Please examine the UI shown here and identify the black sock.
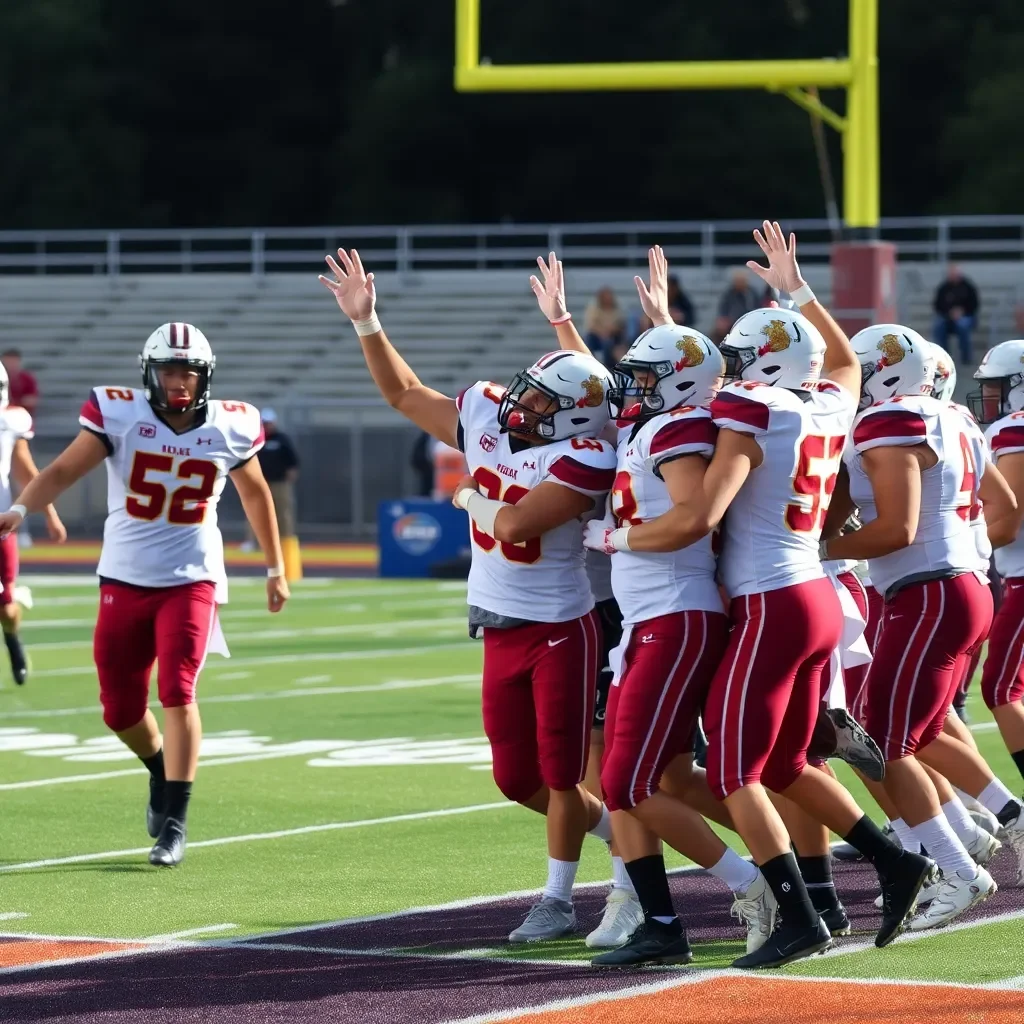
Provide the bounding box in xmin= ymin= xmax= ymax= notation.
xmin=842 ymin=815 xmax=903 ymax=872
xmin=623 ymin=855 xmax=677 ymax=924
xmin=164 ymin=781 xmax=192 ymax=824
xmin=997 ymin=798 xmax=1022 ymax=828
xmin=797 ymin=855 xmax=840 ymax=913
xmin=141 ymin=749 xmax=165 ymax=784
xmin=1012 ymin=749 xmax=1024 ymax=785
xmin=3 ymin=631 xmax=23 ymax=657
xmin=760 ymin=852 xmax=818 ymax=930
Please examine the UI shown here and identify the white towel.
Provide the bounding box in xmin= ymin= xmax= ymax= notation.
xmin=824 ymin=568 xmax=872 ymax=709
xmin=208 ymin=611 xmax=231 ymax=659
xmin=608 ymin=623 xmax=633 ymax=688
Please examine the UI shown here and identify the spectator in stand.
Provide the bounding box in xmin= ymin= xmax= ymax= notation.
xmin=242 ymin=408 xmax=299 ymax=551
xmin=712 ymin=268 xmax=761 ymax=344
xmin=583 ymin=286 xmax=626 ymax=365
xmin=1 ymin=350 xmax=39 ymax=416
xmin=933 ymin=264 xmax=980 ymax=364
xmin=666 ymin=274 xmax=696 ymax=326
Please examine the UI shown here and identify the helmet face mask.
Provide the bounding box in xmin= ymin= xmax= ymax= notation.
xmin=498 ymin=374 xmax=566 ymax=439
xmin=967 ymin=340 xmax=1024 ymax=423
xmin=139 ymin=322 xmax=215 ymax=413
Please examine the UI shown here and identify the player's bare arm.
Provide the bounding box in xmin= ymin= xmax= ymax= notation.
xmin=320 ymin=248 xmax=459 ymax=449
xmin=0 ymin=430 xmax=107 ymax=536
xmin=825 ymin=446 xmax=924 ymax=560
xmin=10 ymin=438 xmax=67 ymax=543
xmin=608 ymin=430 xmax=758 ymax=553
xmin=454 ymin=475 xmax=594 ymax=545
xmin=746 ymin=221 xmax=861 ymax=398
xmin=230 ymin=457 xmax=290 ymax=612
xmin=978 ymin=458 xmax=1021 ymax=548
xmin=820 ymin=465 xmax=855 ymax=543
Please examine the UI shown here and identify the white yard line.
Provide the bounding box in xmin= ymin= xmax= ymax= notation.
xmin=143 ymin=924 xmax=237 ymax=941
xmin=0 ymin=672 xmax=480 ymax=721
xmin=0 ymin=912 xmax=29 ymax=921
xmin=0 ymin=801 xmax=512 ymax=873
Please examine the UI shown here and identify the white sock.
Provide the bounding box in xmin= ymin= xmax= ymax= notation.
xmin=588 ymin=803 xmax=613 ymax=842
xmin=611 ymin=856 xmax=635 ymax=893
xmin=708 ymin=849 xmax=759 ymax=893
xmin=942 ymin=798 xmax=986 ymax=847
xmin=889 ymin=818 xmax=922 ymax=854
xmin=911 ymin=815 xmax=976 ymax=879
xmin=542 ymin=858 xmax=579 ymax=903
xmin=977 ymin=778 xmax=1018 ymax=818
xmin=954 ymin=787 xmax=987 ymax=814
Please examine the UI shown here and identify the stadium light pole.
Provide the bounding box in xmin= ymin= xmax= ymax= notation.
xmin=455 ymin=0 xmax=879 ymax=230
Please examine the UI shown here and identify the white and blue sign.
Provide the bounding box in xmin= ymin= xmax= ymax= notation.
xmin=378 ymin=499 xmax=470 ymax=578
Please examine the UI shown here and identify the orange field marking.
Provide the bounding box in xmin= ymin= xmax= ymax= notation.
xmin=506 ymin=976 xmax=1024 ymax=1024
xmin=0 ymin=939 xmax=142 ymax=969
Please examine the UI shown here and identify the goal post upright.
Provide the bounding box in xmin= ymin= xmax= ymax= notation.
xmin=454 ymin=0 xmax=879 ymax=229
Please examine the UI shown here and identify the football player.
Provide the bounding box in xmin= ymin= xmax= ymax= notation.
xmin=824 ymin=324 xmax=1021 ymax=927
xmin=0 ymin=360 xmax=67 ymax=684
xmin=595 ymin=223 xmax=934 ymax=966
xmin=0 ymin=324 xmax=288 ymax=867
xmin=321 ymin=249 xmax=618 ymax=943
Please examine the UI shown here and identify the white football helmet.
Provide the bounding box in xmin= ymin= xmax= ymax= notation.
xmin=498 ymin=350 xmax=613 ymax=441
xmin=849 ymin=325 xmax=935 ymax=410
xmin=720 ymin=307 xmax=826 ymax=390
xmin=139 ymin=322 xmax=216 ymax=412
xmin=929 ymin=342 xmax=957 ymax=402
xmin=0 ymin=361 xmax=8 ymax=410
xmin=610 ymin=324 xmax=723 ymax=419
xmin=969 ymin=339 xmax=1024 ymax=423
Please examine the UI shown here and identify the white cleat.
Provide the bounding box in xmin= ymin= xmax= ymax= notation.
xmin=997 ymin=808 xmax=1024 ymax=884
xmin=970 ymin=807 xmax=1002 ymax=836
xmin=908 ymin=867 xmax=997 ymax=931
xmin=966 ymin=828 xmax=1002 ymax=867
xmin=730 ymin=871 xmax=778 ymax=954
xmin=585 ymin=888 xmax=645 ymax=948
xmin=508 ymin=897 xmax=576 ymax=943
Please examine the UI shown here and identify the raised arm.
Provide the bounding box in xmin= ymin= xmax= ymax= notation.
xmin=746 ymin=221 xmax=861 ymax=398
xmin=319 ymin=248 xmax=459 ymax=450
xmin=530 ymin=252 xmax=589 ymax=355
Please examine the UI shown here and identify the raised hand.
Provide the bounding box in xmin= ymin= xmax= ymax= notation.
xmin=746 ymin=221 xmax=806 ymax=296
xmin=529 ymin=252 xmax=569 ymax=322
xmin=319 ymin=248 xmax=377 ymax=322
xmin=634 ymin=245 xmax=673 ymax=326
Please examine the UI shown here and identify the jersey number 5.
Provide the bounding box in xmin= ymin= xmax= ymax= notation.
xmin=471 ymin=466 xmax=541 ymax=564
xmin=126 ymin=452 xmax=218 ymax=525
xmin=956 ymin=432 xmax=978 ymax=522
xmin=786 ymin=435 xmax=845 ymax=533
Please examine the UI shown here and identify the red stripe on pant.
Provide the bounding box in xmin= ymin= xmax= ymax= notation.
xmin=704 ymin=577 xmax=843 ymax=800
xmin=981 ymin=577 xmax=1024 ymax=709
xmin=865 ymin=574 xmax=993 ymax=761
xmin=482 ymin=610 xmax=600 ymax=803
xmin=601 ymin=610 xmax=728 ymax=812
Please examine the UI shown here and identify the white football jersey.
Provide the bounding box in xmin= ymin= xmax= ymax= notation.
xmin=985 ymin=411 xmax=1024 ymax=579
xmin=953 ymin=403 xmax=992 ymax=573
xmin=79 ymin=387 xmax=264 ymax=596
xmin=457 ymin=381 xmax=616 ymax=623
xmin=0 ymin=406 xmax=34 ymax=510
xmin=846 ymin=395 xmax=982 ymax=596
xmin=712 ymin=380 xmax=856 ymax=598
xmin=609 ymin=407 xmax=721 ymax=624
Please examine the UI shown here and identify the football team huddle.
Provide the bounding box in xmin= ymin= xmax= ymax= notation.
xmin=0 ymin=221 xmax=1022 ymax=973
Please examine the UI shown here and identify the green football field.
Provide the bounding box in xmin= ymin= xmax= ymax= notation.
xmin=0 ymin=575 xmax=1021 ymax=1023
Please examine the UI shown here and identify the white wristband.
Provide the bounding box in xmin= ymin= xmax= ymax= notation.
xmin=464 ymin=491 xmax=507 ymax=536
xmin=550 ymin=312 xmax=572 ymax=326
xmin=610 ymin=526 xmax=632 ymax=552
xmin=267 ymin=566 xmax=285 ymax=578
xmin=789 ymin=283 xmax=816 ymax=307
xmin=8 ymin=504 xmax=26 ymax=522
xmin=352 ymin=315 xmax=382 ymax=337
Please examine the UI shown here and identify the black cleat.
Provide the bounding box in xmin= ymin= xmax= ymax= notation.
xmin=731 ymin=919 xmax=831 ymax=969
xmin=819 ymin=904 xmax=851 ymax=937
xmin=146 ymin=777 xmax=166 ymax=839
xmin=875 ymin=851 xmax=937 ymax=948
xmin=4 ymin=633 xmax=28 ymax=685
xmin=826 ymin=708 xmax=886 ymax=782
xmin=149 ymin=817 xmax=186 ymax=868
xmin=591 ymin=919 xmax=693 ymax=967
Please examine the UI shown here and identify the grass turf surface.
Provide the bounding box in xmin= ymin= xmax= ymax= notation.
xmin=0 ymin=575 xmax=1021 ymax=1004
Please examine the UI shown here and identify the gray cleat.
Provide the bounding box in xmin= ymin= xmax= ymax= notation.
xmin=508 ymin=897 xmax=576 ymax=943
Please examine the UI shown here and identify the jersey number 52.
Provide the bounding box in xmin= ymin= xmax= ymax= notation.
xmin=126 ymin=452 xmax=218 ymax=525
xmin=786 ymin=435 xmax=845 ymax=533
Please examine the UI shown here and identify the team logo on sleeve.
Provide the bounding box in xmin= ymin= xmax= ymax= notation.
xmin=138 ymin=424 xmax=156 ymax=438
xmin=576 ymin=375 xmax=606 ymax=408
xmin=674 ymin=335 xmax=705 ymax=372
xmin=876 ymin=333 xmax=906 ymax=369
xmin=479 ymin=433 xmax=497 ymax=452
xmin=757 ymin=319 xmax=796 ymax=357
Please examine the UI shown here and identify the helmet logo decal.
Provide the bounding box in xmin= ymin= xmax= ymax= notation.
xmin=876 ymin=333 xmax=906 ymax=370
xmin=576 ymin=375 xmax=605 ymax=409
xmin=757 ymin=319 xmax=793 ymax=357
xmin=168 ymin=322 xmax=191 ymax=350
xmin=674 ymin=336 xmax=705 ymax=372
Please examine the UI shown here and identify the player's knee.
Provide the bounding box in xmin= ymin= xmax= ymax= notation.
xmin=705 ymin=749 xmax=743 ymax=801
xmin=491 ymin=759 xmax=542 ymax=805
xmin=762 ymin=761 xmax=803 ymax=794
xmin=156 ymin=674 xmax=198 ymax=709
xmin=600 ymin=761 xmax=644 ymax=813
xmin=101 ymin=692 xmax=148 ymax=733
